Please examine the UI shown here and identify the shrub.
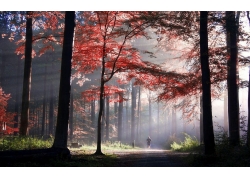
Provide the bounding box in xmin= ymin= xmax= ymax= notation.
xmin=170 ymin=133 xmax=199 ymax=152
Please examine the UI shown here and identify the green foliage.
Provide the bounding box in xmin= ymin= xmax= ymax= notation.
xmin=170 ymin=133 xmax=199 ymax=152
xmin=0 ymin=136 xmax=53 ymax=150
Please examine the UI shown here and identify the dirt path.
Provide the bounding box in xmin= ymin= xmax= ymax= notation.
xmin=107 ymin=149 xmax=190 ymax=167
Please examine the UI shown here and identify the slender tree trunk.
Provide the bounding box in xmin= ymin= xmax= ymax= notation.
xmin=69 ymin=92 xmax=73 ymax=142
xmin=247 ymin=66 xmax=250 ymax=147
xmin=157 ymin=102 xmax=160 ymax=141
xmin=14 ymin=56 xmax=21 ymax=135
xmin=200 ymin=11 xmax=215 ymax=155
xmin=48 ymin=82 xmax=54 ymax=136
xmin=105 ymin=96 xmax=110 ymax=141
xmin=52 ymin=11 xmax=75 ymax=149
xmin=19 ymin=11 xmax=33 ymax=136
xmin=131 ymin=82 xmax=137 ymax=146
xmin=137 ymin=86 xmax=141 ymax=141
xmin=91 ymin=100 xmax=95 ymax=129
xmin=200 ymin=95 xmax=204 ymax=144
xmin=114 ymin=95 xmax=118 ymax=130
xmin=224 ymin=90 xmax=229 ymax=135
xmin=102 ymin=97 xmax=105 ymax=142
xmin=148 ymin=91 xmax=152 ymax=137
xmin=41 ymin=65 xmax=47 ymax=137
xmin=94 ymin=73 xmax=105 ymax=155
xmin=172 ymin=106 xmax=176 ymax=136
xmin=226 ymin=11 xmax=240 ymax=146
xmin=118 ymin=89 xmax=123 ymax=141
xmin=125 ymin=95 xmax=129 ymax=142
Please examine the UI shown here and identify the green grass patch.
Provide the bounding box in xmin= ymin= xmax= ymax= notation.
xmin=0 ymin=136 xmax=53 ymax=151
xmin=170 ymin=133 xmax=200 ymax=152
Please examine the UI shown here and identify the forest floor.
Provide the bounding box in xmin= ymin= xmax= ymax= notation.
xmin=70 ymin=148 xmax=191 ymax=167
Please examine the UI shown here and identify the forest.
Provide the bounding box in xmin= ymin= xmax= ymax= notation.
xmin=0 ymin=11 xmax=250 ymax=167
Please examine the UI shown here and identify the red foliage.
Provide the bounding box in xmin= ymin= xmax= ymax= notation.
xmin=0 ymin=87 xmax=15 ymax=135
xmin=81 ymin=85 xmax=126 ymax=103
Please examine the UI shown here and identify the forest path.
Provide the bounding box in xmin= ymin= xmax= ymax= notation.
xmin=111 ymin=149 xmax=190 ymax=167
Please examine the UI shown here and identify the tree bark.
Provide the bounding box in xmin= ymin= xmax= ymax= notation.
xmin=52 ymin=11 xmax=75 ymax=149
xmin=247 ymin=66 xmax=250 ymax=147
xmin=200 ymin=95 xmax=204 ymax=144
xmin=118 ymin=86 xmax=124 ymax=141
xmin=20 ymin=11 xmax=33 ymax=136
xmin=200 ymin=11 xmax=215 ymax=155
xmin=69 ymin=92 xmax=74 ymax=142
xmin=41 ymin=64 xmax=47 ymax=137
xmin=131 ymin=81 xmax=137 ymax=145
xmin=226 ymin=11 xmax=240 ymax=146
xmin=105 ymin=96 xmax=110 ymax=141
xmin=48 ymin=82 xmax=54 ymax=136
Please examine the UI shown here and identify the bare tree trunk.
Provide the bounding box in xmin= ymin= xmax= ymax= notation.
xmin=137 ymin=86 xmax=141 ymax=142
xmin=102 ymin=97 xmax=105 ymax=142
xmin=200 ymin=11 xmax=215 ymax=155
xmin=226 ymin=11 xmax=240 ymax=146
xmin=247 ymin=66 xmax=250 ymax=147
xmin=41 ymin=64 xmax=47 ymax=137
xmin=172 ymin=106 xmax=176 ymax=136
xmin=105 ymin=96 xmax=110 ymax=141
xmin=48 ymin=82 xmax=54 ymax=136
xmin=20 ymin=11 xmax=33 ymax=136
xmin=148 ymin=91 xmax=152 ymax=137
xmin=14 ymin=56 xmax=21 ymax=135
xmin=53 ymin=11 xmax=75 ymax=149
xmin=224 ymin=90 xmax=228 ymax=135
xmin=69 ymin=92 xmax=73 ymax=142
xmin=131 ymin=81 xmax=137 ymax=146
xmin=200 ymin=95 xmax=204 ymax=144
xmin=118 ymin=86 xmax=124 ymax=141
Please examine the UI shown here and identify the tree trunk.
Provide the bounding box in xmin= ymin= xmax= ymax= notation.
xmin=200 ymin=11 xmax=215 ymax=155
xmin=200 ymin=95 xmax=204 ymax=144
xmin=48 ymin=82 xmax=54 ymax=136
xmin=52 ymin=11 xmax=75 ymax=149
xmin=226 ymin=11 xmax=240 ymax=146
xmin=172 ymin=106 xmax=176 ymax=136
xmin=157 ymin=102 xmax=160 ymax=141
xmin=102 ymin=97 xmax=105 ymax=142
xmin=137 ymin=86 xmax=141 ymax=141
xmin=148 ymin=92 xmax=152 ymax=137
xmin=91 ymin=100 xmax=95 ymax=129
xmin=224 ymin=90 xmax=228 ymax=135
xmin=118 ymin=87 xmax=123 ymax=141
xmin=131 ymin=81 xmax=137 ymax=145
xmin=41 ymin=65 xmax=47 ymax=137
xmin=19 ymin=11 xmax=33 ymax=136
xmin=14 ymin=56 xmax=21 ymax=135
xmin=105 ymin=96 xmax=110 ymax=141
xmin=69 ymin=92 xmax=73 ymax=142
xmin=247 ymin=66 xmax=250 ymax=147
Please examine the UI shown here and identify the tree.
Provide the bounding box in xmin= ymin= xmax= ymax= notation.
xmin=19 ymin=11 xmax=33 ymax=136
xmin=131 ymin=79 xmax=137 ymax=145
xmin=199 ymin=11 xmax=215 ymax=155
xmin=247 ymin=66 xmax=250 ymax=147
xmin=52 ymin=11 xmax=75 ymax=149
xmin=72 ymin=12 xmax=156 ymax=155
xmin=0 ymin=87 xmax=15 ymax=134
xmin=226 ymin=11 xmax=240 ymax=146
xmin=118 ymin=85 xmax=124 ymax=141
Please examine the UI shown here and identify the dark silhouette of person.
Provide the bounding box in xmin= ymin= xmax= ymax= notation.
xmin=146 ymin=136 xmax=151 ymax=148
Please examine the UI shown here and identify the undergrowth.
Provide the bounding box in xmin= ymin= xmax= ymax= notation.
xmin=0 ymin=136 xmax=53 ymax=150
xmin=170 ymin=133 xmax=199 ymax=152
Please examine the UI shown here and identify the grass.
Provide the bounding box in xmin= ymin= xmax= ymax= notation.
xmin=0 ymin=136 xmax=53 ymax=151
xmin=170 ymin=133 xmax=200 ymax=152
xmin=178 ymin=131 xmax=250 ymax=167
xmin=0 ymin=138 xmax=140 ymax=166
